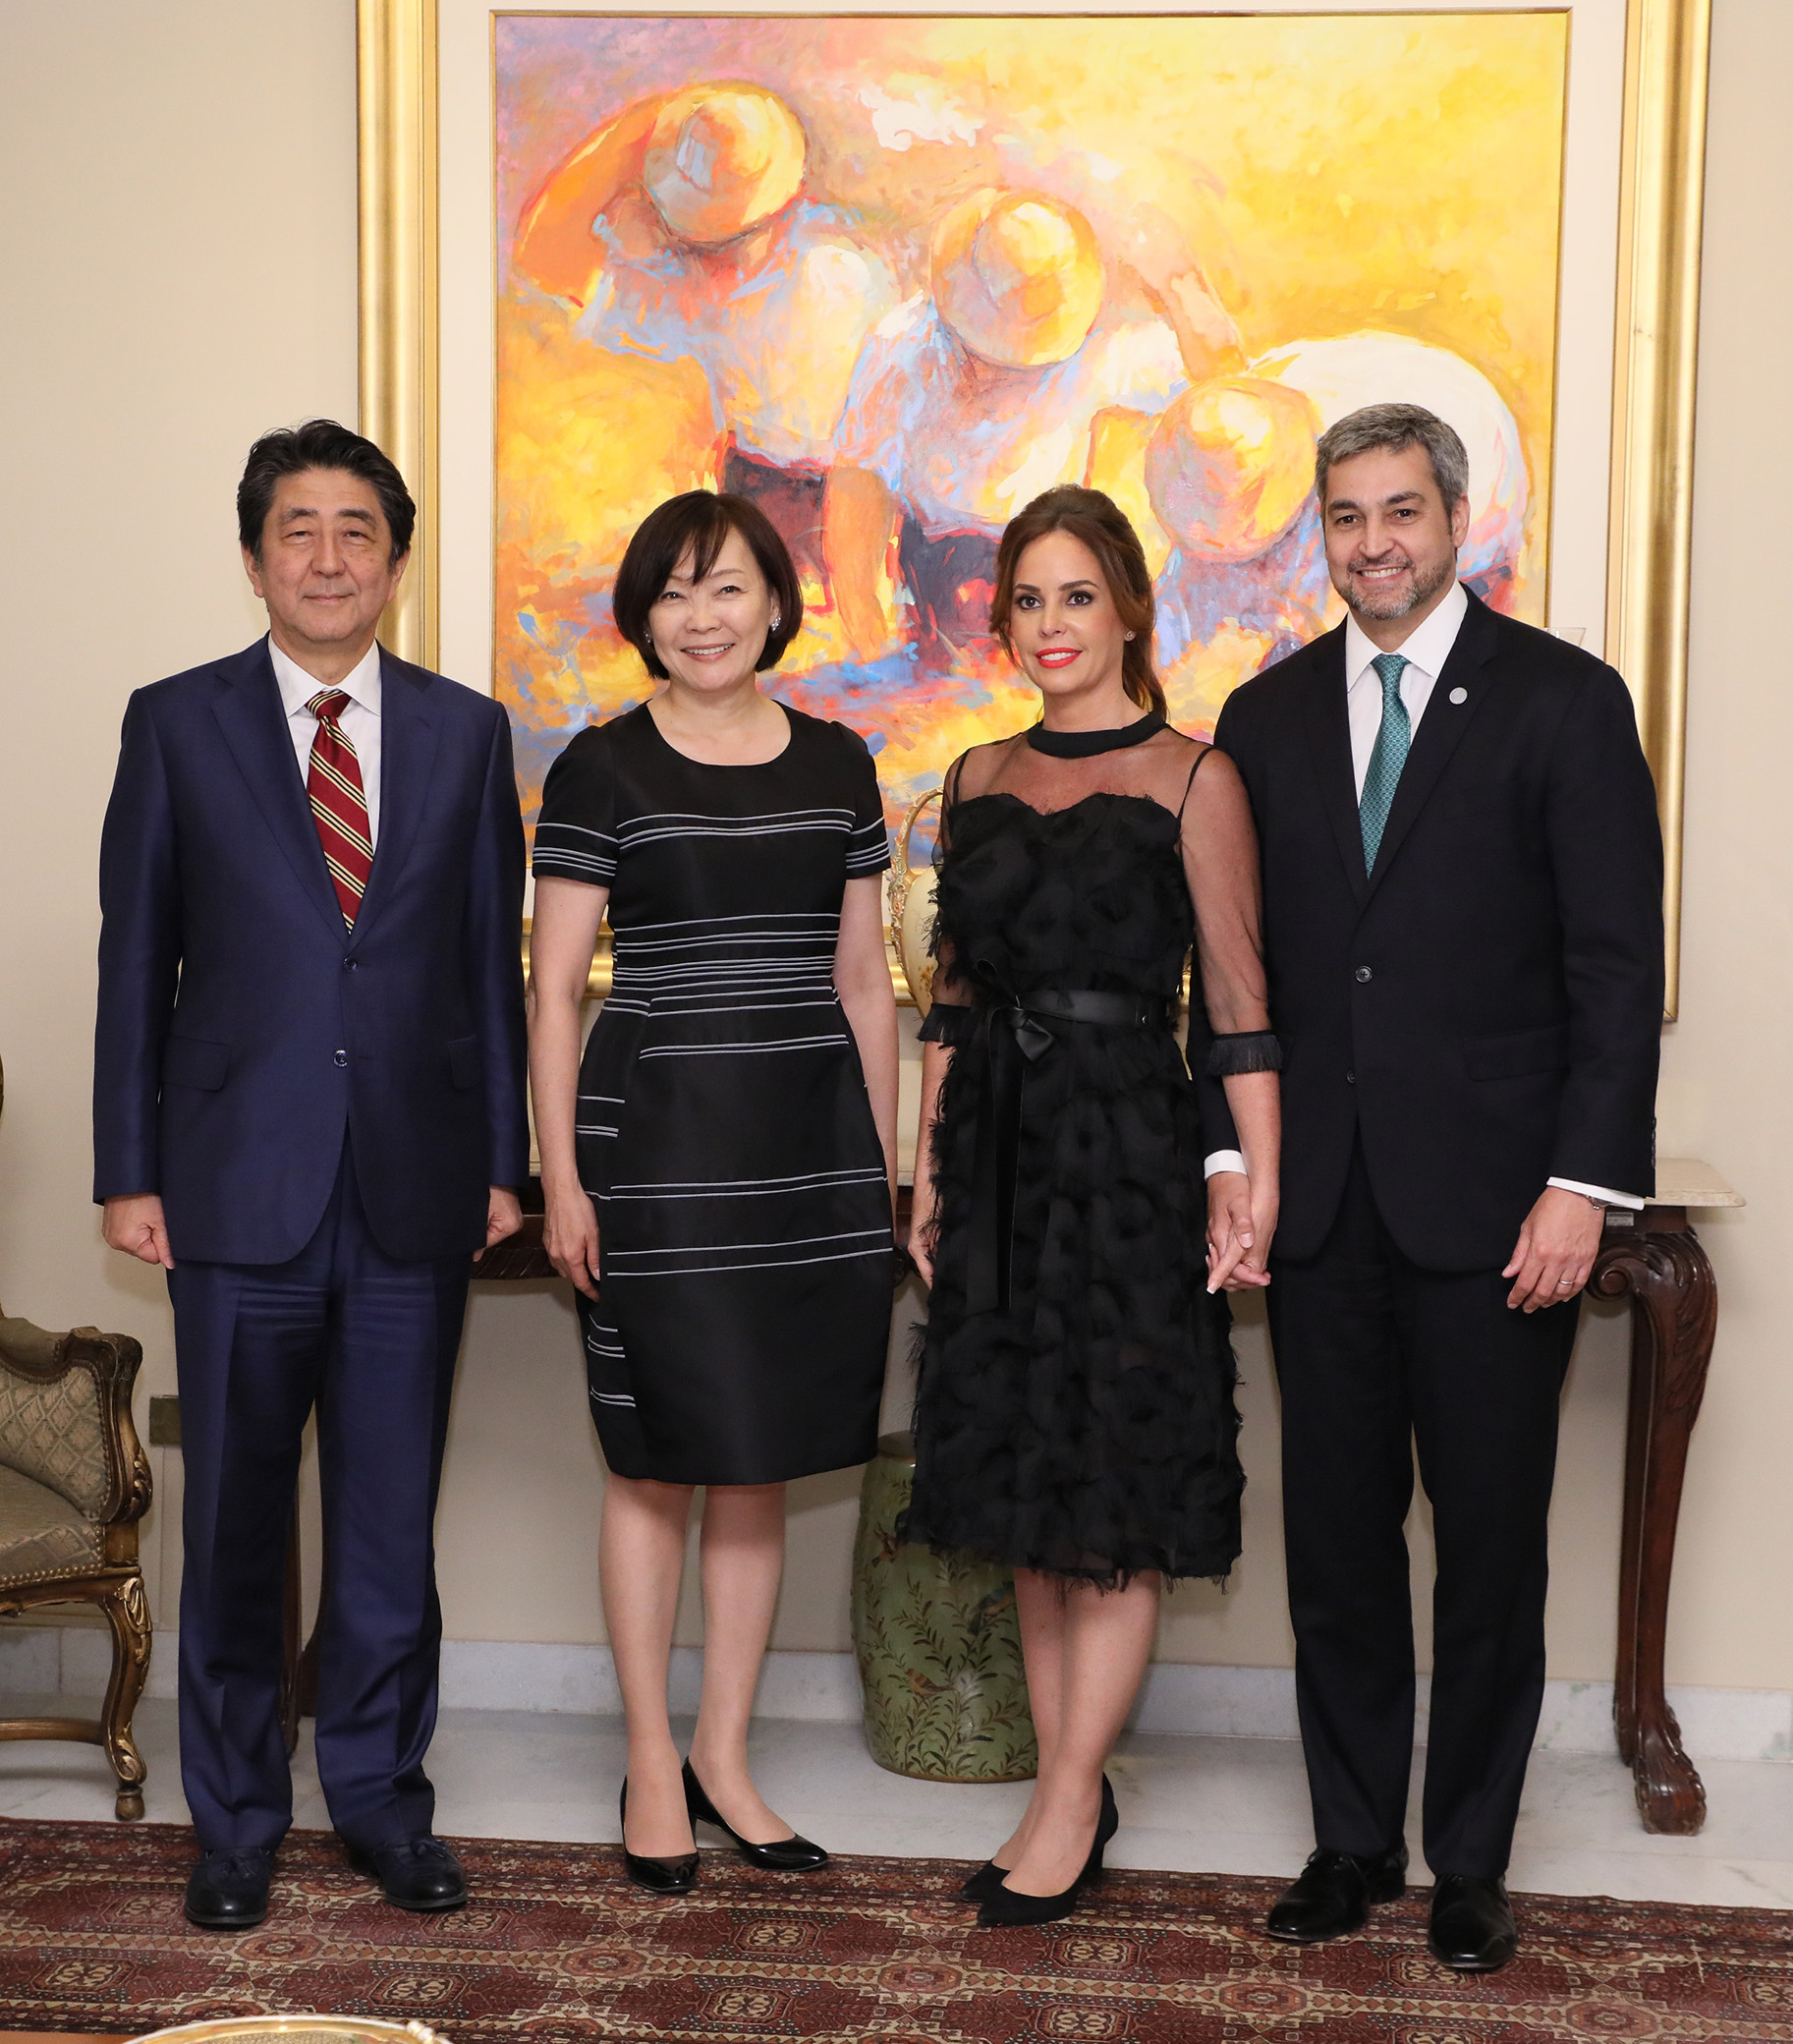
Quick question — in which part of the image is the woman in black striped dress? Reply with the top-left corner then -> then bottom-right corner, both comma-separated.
528,493 -> 897,1892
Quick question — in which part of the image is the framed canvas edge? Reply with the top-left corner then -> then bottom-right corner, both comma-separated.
358,0 -> 1709,1014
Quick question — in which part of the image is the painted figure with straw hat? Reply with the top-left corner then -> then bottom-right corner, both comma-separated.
515,83 -> 896,587
823,185 -> 1243,671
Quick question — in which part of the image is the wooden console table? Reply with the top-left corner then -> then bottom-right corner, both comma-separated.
1589,1158 -> 1741,1837
290,1162 -> 1740,1841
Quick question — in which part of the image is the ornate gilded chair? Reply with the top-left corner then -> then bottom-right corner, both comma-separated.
0,1069 -> 153,1816
0,1315 -> 153,1816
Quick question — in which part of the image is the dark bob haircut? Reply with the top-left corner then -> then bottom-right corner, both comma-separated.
613,491 -> 803,680
238,419 -> 417,565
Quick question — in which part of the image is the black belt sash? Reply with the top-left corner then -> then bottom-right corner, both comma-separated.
966,987 -> 1172,1315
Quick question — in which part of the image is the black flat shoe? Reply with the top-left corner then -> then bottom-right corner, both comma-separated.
961,1774 -> 1117,1903
1265,1845 -> 1408,1945
683,1759 -> 828,1870
976,1776 -> 1119,1928
1429,1873 -> 1518,1972
619,1781 -> 699,1894
184,1846 -> 273,1930
346,1834 -> 469,1912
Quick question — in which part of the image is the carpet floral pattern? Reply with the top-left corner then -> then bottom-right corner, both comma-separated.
2,1818 -> 1790,2042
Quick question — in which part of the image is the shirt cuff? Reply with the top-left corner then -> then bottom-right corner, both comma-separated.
1205,1150 -> 1249,1179
1548,1175 -> 1646,1212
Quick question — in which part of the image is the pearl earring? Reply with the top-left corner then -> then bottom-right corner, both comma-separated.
770,613 -> 782,633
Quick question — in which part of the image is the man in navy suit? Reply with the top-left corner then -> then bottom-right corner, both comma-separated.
1215,406 -> 1662,1972
94,421 -> 529,1928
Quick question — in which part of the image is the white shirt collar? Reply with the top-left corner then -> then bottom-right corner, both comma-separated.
267,634 -> 383,719
1344,578 -> 1469,689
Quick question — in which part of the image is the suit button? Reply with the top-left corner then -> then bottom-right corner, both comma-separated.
1346,1070 -> 1357,1084
1355,966 -> 1373,983
334,1050 -> 348,1067
343,957 -> 358,971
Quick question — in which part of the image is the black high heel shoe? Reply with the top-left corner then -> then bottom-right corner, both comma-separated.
976,1775 -> 1120,1929
961,1774 -> 1115,1904
682,1759 -> 829,1871
619,1782 -> 699,1894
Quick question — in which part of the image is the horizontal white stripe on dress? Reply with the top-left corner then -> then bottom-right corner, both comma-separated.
620,818 -> 856,851
605,1244 -> 893,1278
532,849 -> 616,881
639,1000 -> 843,1020
607,1226 -> 888,1262
620,912 -> 840,932
635,1034 -> 850,1059
609,1166 -> 887,1194
613,958 -> 835,980
600,1171 -> 889,1204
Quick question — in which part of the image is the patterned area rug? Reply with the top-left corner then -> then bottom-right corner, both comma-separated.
3,1818 -> 1791,2042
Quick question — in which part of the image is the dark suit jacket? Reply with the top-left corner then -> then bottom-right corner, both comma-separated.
1213,590 -> 1663,1270
93,639 -> 530,1265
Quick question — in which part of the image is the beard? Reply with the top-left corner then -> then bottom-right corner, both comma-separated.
1337,547 -> 1457,621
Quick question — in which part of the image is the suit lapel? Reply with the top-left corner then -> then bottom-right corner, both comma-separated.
350,648 -> 440,943
1365,591 -> 1501,898
210,640 -> 346,943
1294,625 -> 1369,908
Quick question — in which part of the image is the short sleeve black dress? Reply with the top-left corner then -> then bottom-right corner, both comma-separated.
532,703 -> 894,1487
903,715 -> 1276,1584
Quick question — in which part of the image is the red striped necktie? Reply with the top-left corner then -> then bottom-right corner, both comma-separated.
305,690 -> 373,929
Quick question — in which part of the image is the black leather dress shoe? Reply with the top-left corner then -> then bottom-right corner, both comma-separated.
1429,1874 -> 1518,1972
976,1778 -> 1121,1930
683,1760 -> 828,1870
619,1782 -> 699,1894
185,1847 -> 273,1930
347,1834 -> 469,1911
962,1775 -> 1117,1904
1265,1845 -> 1408,1944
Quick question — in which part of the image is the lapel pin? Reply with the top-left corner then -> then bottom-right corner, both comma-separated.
1449,687 -> 1469,706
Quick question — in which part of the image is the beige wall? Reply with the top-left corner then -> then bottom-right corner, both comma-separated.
0,0 -> 1784,1689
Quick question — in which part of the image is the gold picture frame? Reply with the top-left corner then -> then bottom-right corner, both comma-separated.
361,0 -> 1709,1012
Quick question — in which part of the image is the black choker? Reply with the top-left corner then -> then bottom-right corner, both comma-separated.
1026,711 -> 1166,759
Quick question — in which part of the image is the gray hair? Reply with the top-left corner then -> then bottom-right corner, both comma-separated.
1315,403 -> 1470,511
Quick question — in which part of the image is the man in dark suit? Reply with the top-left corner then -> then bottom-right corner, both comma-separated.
94,420 -> 529,1929
1213,405 -> 1662,1971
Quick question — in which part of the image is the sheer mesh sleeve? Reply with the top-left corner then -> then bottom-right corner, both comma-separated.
925,750 -> 978,1015
1178,746 -> 1278,1069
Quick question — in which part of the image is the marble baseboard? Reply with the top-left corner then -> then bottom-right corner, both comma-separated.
5,1628 -> 1789,1764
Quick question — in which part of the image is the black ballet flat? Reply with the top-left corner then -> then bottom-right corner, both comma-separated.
962,1774 -> 1116,1903
683,1759 -> 829,1871
976,1775 -> 1119,1929
618,1782 -> 699,1895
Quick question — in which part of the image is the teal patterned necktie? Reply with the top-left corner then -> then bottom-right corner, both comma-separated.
1359,652 -> 1411,872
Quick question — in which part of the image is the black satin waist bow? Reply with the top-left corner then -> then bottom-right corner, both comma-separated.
966,986 -> 1173,1315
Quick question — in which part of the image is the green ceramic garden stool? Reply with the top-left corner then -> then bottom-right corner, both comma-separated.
850,1430 -> 1037,1781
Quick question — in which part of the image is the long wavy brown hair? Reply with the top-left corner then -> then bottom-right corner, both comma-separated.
989,485 -> 1167,719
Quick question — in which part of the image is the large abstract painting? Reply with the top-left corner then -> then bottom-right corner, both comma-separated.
492,12 -> 1567,822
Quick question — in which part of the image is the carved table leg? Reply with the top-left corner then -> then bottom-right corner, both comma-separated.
1591,1207 -> 1717,1836
98,1573 -> 152,1820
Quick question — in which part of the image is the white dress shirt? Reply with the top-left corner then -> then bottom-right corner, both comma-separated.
1207,581 -> 1642,1211
268,636 -> 383,849
1344,576 -> 1468,797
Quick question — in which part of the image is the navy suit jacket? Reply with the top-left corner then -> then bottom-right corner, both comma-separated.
93,638 -> 530,1265
1214,591 -> 1663,1270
